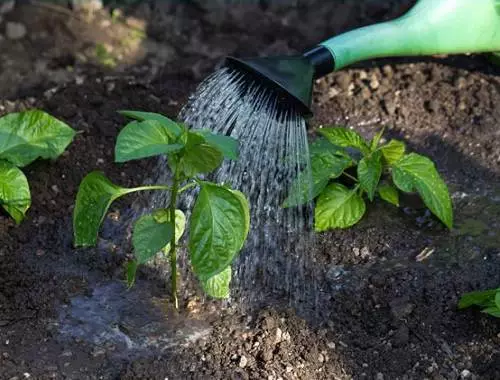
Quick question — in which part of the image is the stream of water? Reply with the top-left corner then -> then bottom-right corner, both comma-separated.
151,67 -> 318,311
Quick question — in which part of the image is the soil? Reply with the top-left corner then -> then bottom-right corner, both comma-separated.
1,1 -> 499,379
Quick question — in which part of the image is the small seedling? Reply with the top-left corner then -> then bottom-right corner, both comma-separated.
284,126 -> 453,231
73,111 -> 249,309
94,43 -> 117,68
458,288 -> 500,318
0,110 -> 75,223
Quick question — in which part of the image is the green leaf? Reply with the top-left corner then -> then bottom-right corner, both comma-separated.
126,260 -> 138,288
392,153 -> 453,228
132,214 -> 174,264
357,151 -> 382,201
315,183 -> 366,231
378,184 -> 400,207
459,288 -> 500,309
201,266 -> 232,299
0,160 -> 31,223
118,110 -> 182,137
196,129 -> 239,160
153,208 -> 186,252
189,183 -> 250,280
496,292 -> 500,310
283,138 -> 352,208
370,127 -> 385,152
319,127 -> 370,155
380,140 -> 405,165
0,110 -> 75,167
115,120 -> 184,162
73,171 -> 133,247
228,189 -> 250,247
177,132 -> 223,177
482,307 -> 500,318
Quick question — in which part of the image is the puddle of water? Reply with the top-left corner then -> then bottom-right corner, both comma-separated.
58,281 -> 211,358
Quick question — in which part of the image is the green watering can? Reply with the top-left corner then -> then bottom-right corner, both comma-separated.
227,0 -> 500,116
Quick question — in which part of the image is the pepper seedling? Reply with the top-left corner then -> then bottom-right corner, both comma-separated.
284,126 -> 453,231
0,110 -> 75,223
73,111 -> 249,309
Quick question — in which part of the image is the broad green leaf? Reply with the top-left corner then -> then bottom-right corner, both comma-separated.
283,171 -> 317,208
0,160 -> 30,223
310,136 -> 350,159
177,132 -> 223,177
126,260 -> 138,288
73,171 -> 133,247
227,189 -> 250,248
189,183 -> 249,280
458,288 -> 500,309
153,209 -> 186,252
392,153 -> 453,229
319,127 -> 369,155
357,151 -> 382,201
118,110 -> 182,137
132,214 -> 174,264
196,129 -> 239,160
315,183 -> 366,231
496,292 -> 500,310
378,184 -> 400,207
370,127 -> 385,152
115,120 -> 184,162
0,110 -> 75,167
283,138 -> 352,208
482,307 -> 500,318
380,140 -> 405,165
201,266 -> 232,299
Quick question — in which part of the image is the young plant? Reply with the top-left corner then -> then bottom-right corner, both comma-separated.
0,110 -> 75,223
458,288 -> 500,318
73,111 -> 249,309
284,126 -> 453,231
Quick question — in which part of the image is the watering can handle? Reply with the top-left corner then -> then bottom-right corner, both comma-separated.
316,0 -> 500,71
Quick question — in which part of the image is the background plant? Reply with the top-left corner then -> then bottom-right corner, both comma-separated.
0,109 -> 75,223
73,111 -> 249,308
459,288 -> 500,318
284,126 -> 453,231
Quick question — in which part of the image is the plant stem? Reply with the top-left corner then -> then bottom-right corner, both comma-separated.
129,184 -> 171,193
178,182 -> 197,194
168,168 -> 181,310
342,171 -> 359,183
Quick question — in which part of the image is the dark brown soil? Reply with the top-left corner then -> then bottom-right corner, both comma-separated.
1,1 -> 499,379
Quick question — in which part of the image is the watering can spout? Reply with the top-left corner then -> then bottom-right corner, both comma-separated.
226,48 -> 333,116
226,55 -> 315,116
227,0 -> 500,116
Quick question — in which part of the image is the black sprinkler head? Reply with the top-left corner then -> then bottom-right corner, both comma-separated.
226,46 -> 334,117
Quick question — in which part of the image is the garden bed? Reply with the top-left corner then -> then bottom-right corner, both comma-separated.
0,1 -> 499,379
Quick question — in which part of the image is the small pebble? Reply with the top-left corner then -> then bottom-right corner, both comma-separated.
369,75 -> 380,90
239,355 -> 248,368
460,369 -> 473,379
274,328 -> 282,344
6,22 -> 27,40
